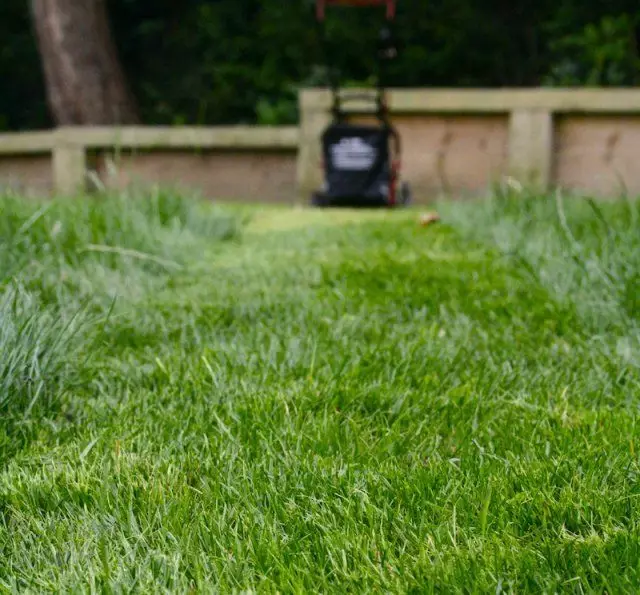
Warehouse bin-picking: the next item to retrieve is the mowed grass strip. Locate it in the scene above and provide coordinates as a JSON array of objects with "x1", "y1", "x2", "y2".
[{"x1": 0, "y1": 188, "x2": 639, "y2": 592}]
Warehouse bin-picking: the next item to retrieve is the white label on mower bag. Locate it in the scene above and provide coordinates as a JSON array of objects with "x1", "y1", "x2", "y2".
[{"x1": 330, "y1": 138, "x2": 377, "y2": 171}]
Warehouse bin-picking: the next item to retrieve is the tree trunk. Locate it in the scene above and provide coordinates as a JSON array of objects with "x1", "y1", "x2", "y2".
[{"x1": 30, "y1": 0, "x2": 139, "y2": 126}]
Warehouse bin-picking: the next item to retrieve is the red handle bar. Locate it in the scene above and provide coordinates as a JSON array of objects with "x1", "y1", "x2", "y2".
[{"x1": 316, "y1": 0, "x2": 396, "y2": 21}]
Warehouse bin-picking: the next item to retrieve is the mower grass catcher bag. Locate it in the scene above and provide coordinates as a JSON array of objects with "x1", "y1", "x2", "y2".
[{"x1": 314, "y1": 122, "x2": 394, "y2": 208}]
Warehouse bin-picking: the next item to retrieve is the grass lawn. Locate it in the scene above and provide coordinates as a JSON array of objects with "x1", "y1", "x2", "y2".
[{"x1": 1, "y1": 187, "x2": 639, "y2": 592}]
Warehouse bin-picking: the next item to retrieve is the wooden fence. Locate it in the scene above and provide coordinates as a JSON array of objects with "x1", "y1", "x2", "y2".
[
  {"x1": 3, "y1": 88, "x2": 640, "y2": 203},
  {"x1": 0, "y1": 126, "x2": 299, "y2": 203}
]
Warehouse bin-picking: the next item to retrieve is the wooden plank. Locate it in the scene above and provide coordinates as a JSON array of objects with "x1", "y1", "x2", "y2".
[
  {"x1": 508, "y1": 109, "x2": 553, "y2": 189},
  {"x1": 53, "y1": 144, "x2": 86, "y2": 196},
  {"x1": 63, "y1": 126, "x2": 300, "y2": 150},
  {"x1": 0, "y1": 126, "x2": 299, "y2": 154},
  {"x1": 0, "y1": 131, "x2": 55, "y2": 154},
  {"x1": 300, "y1": 88, "x2": 640, "y2": 114}
]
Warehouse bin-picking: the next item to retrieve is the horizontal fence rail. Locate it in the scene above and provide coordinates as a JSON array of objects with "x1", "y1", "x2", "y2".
[{"x1": 301, "y1": 88, "x2": 640, "y2": 113}]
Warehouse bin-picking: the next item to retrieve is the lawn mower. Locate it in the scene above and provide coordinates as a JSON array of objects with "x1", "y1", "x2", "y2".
[{"x1": 311, "y1": 0, "x2": 412, "y2": 208}]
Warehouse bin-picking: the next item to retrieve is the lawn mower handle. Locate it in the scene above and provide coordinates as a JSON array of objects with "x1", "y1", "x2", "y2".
[
  {"x1": 331, "y1": 89, "x2": 388, "y2": 117},
  {"x1": 334, "y1": 91, "x2": 383, "y2": 103},
  {"x1": 316, "y1": 0, "x2": 396, "y2": 21}
]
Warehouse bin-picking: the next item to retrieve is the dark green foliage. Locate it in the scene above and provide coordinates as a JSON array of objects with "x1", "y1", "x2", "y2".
[
  {"x1": 0, "y1": 0, "x2": 49, "y2": 130},
  {"x1": 1, "y1": 0, "x2": 640, "y2": 130}
]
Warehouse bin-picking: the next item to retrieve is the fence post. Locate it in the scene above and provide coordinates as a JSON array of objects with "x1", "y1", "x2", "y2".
[
  {"x1": 297, "y1": 89, "x2": 331, "y2": 202},
  {"x1": 53, "y1": 127, "x2": 86, "y2": 196},
  {"x1": 507, "y1": 109, "x2": 554, "y2": 190}
]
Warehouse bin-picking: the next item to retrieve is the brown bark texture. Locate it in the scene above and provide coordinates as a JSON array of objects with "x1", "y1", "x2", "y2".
[{"x1": 30, "y1": 0, "x2": 140, "y2": 125}]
